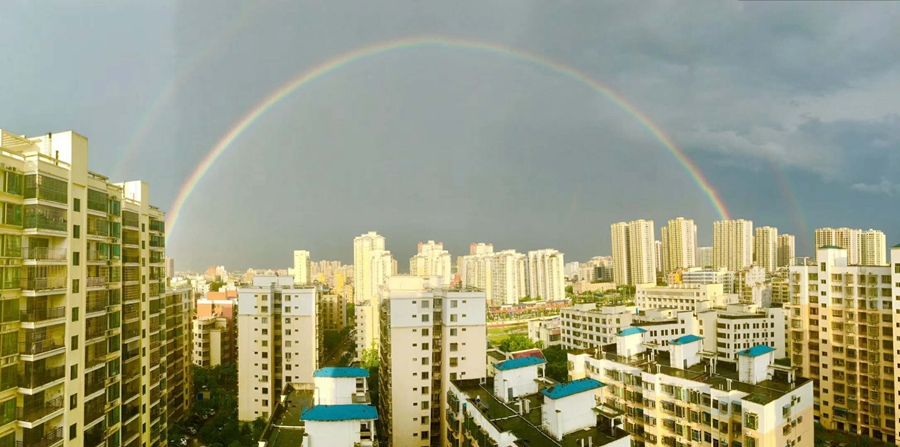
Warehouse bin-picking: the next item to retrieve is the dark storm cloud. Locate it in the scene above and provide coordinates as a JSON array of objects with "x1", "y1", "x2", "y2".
[{"x1": 1, "y1": 1, "x2": 898, "y2": 270}]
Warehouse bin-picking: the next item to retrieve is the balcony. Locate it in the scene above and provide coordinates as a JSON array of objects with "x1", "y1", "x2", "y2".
[
  {"x1": 16, "y1": 426, "x2": 63, "y2": 447},
  {"x1": 20, "y1": 306, "x2": 66, "y2": 324},
  {"x1": 85, "y1": 326, "x2": 106, "y2": 342},
  {"x1": 86, "y1": 250, "x2": 109, "y2": 262},
  {"x1": 21, "y1": 277, "x2": 66, "y2": 292},
  {"x1": 19, "y1": 366, "x2": 65, "y2": 389},
  {"x1": 17, "y1": 397, "x2": 64, "y2": 423},
  {"x1": 19, "y1": 338, "x2": 64, "y2": 356},
  {"x1": 23, "y1": 248, "x2": 67, "y2": 262},
  {"x1": 86, "y1": 277, "x2": 107, "y2": 288},
  {"x1": 84, "y1": 400, "x2": 107, "y2": 425}
]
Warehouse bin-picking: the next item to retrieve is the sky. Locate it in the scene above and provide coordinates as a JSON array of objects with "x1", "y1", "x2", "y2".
[{"x1": 1, "y1": 1, "x2": 899, "y2": 271}]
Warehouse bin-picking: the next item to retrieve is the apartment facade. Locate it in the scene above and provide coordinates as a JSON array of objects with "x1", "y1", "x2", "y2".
[
  {"x1": 784, "y1": 246, "x2": 900, "y2": 443},
  {"x1": 318, "y1": 293, "x2": 346, "y2": 332},
  {"x1": 460, "y1": 244, "x2": 493, "y2": 305},
  {"x1": 525, "y1": 249, "x2": 565, "y2": 301},
  {"x1": 236, "y1": 276, "x2": 318, "y2": 421},
  {"x1": 353, "y1": 232, "x2": 386, "y2": 304},
  {"x1": 777, "y1": 234, "x2": 796, "y2": 268},
  {"x1": 192, "y1": 315, "x2": 230, "y2": 368},
  {"x1": 611, "y1": 220, "x2": 656, "y2": 285},
  {"x1": 755, "y1": 226, "x2": 778, "y2": 273},
  {"x1": 292, "y1": 250, "x2": 310, "y2": 285},
  {"x1": 409, "y1": 241, "x2": 451, "y2": 280},
  {"x1": 698, "y1": 247, "x2": 713, "y2": 268},
  {"x1": 377, "y1": 276, "x2": 486, "y2": 447},
  {"x1": 635, "y1": 283, "x2": 729, "y2": 312},
  {"x1": 814, "y1": 228, "x2": 860, "y2": 264},
  {"x1": 490, "y1": 250, "x2": 526, "y2": 307},
  {"x1": 661, "y1": 217, "x2": 698, "y2": 274},
  {"x1": 560, "y1": 304, "x2": 636, "y2": 350},
  {"x1": 859, "y1": 229, "x2": 887, "y2": 266},
  {"x1": 0, "y1": 129, "x2": 189, "y2": 447},
  {"x1": 713, "y1": 219, "x2": 753, "y2": 272}
]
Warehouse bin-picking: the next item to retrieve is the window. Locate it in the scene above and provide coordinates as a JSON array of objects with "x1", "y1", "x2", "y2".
[
  {"x1": 450, "y1": 343, "x2": 458, "y2": 352},
  {"x1": 70, "y1": 394, "x2": 77, "y2": 409},
  {"x1": 450, "y1": 314, "x2": 458, "y2": 322},
  {"x1": 450, "y1": 328, "x2": 457, "y2": 336},
  {"x1": 71, "y1": 365, "x2": 77, "y2": 380},
  {"x1": 451, "y1": 300, "x2": 458, "y2": 308},
  {"x1": 71, "y1": 335, "x2": 78, "y2": 350},
  {"x1": 421, "y1": 314, "x2": 429, "y2": 323},
  {"x1": 72, "y1": 279, "x2": 79, "y2": 293},
  {"x1": 73, "y1": 198, "x2": 80, "y2": 212},
  {"x1": 70, "y1": 424, "x2": 77, "y2": 440},
  {"x1": 73, "y1": 252, "x2": 79, "y2": 266},
  {"x1": 422, "y1": 343, "x2": 429, "y2": 350},
  {"x1": 72, "y1": 307, "x2": 79, "y2": 321},
  {"x1": 73, "y1": 225, "x2": 80, "y2": 239},
  {"x1": 421, "y1": 328, "x2": 429, "y2": 336},
  {"x1": 420, "y1": 431, "x2": 428, "y2": 440}
]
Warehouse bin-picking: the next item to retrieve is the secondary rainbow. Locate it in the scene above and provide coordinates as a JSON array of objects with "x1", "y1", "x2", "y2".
[{"x1": 165, "y1": 36, "x2": 730, "y2": 233}]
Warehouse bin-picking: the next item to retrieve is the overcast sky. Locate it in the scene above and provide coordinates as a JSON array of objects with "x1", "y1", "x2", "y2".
[{"x1": 2, "y1": 1, "x2": 898, "y2": 271}]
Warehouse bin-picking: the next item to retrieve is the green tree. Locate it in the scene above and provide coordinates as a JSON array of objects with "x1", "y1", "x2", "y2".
[
  {"x1": 565, "y1": 286, "x2": 574, "y2": 294},
  {"x1": 499, "y1": 334, "x2": 537, "y2": 352},
  {"x1": 542, "y1": 346, "x2": 570, "y2": 382},
  {"x1": 209, "y1": 281, "x2": 226, "y2": 292},
  {"x1": 361, "y1": 341, "x2": 380, "y2": 368}
]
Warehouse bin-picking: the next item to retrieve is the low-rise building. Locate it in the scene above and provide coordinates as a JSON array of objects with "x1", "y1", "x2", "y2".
[
  {"x1": 527, "y1": 316, "x2": 562, "y2": 348},
  {"x1": 697, "y1": 304, "x2": 786, "y2": 361},
  {"x1": 318, "y1": 293, "x2": 346, "y2": 332},
  {"x1": 560, "y1": 304, "x2": 637, "y2": 350},
  {"x1": 636, "y1": 283, "x2": 731, "y2": 312}
]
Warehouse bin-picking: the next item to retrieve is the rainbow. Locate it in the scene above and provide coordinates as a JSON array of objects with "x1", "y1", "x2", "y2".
[{"x1": 165, "y1": 36, "x2": 730, "y2": 233}]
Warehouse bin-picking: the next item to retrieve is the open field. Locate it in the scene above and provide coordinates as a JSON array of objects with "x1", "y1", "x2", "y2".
[{"x1": 487, "y1": 322, "x2": 527, "y2": 345}]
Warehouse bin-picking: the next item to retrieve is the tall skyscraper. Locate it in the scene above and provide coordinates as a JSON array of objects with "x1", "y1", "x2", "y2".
[
  {"x1": 654, "y1": 240, "x2": 664, "y2": 273},
  {"x1": 610, "y1": 222, "x2": 630, "y2": 285},
  {"x1": 409, "y1": 240, "x2": 452, "y2": 280},
  {"x1": 377, "y1": 276, "x2": 486, "y2": 447},
  {"x1": 713, "y1": 219, "x2": 754, "y2": 271},
  {"x1": 777, "y1": 234, "x2": 795, "y2": 267},
  {"x1": 754, "y1": 226, "x2": 778, "y2": 273},
  {"x1": 698, "y1": 246, "x2": 713, "y2": 268},
  {"x1": 237, "y1": 276, "x2": 318, "y2": 421},
  {"x1": 662, "y1": 217, "x2": 697, "y2": 273},
  {"x1": 293, "y1": 249, "x2": 311, "y2": 284},
  {"x1": 526, "y1": 249, "x2": 566, "y2": 301},
  {"x1": 610, "y1": 220, "x2": 657, "y2": 285},
  {"x1": 165, "y1": 256, "x2": 175, "y2": 278},
  {"x1": 814, "y1": 227, "x2": 860, "y2": 264},
  {"x1": 353, "y1": 231, "x2": 386, "y2": 304},
  {"x1": 460, "y1": 243, "x2": 494, "y2": 304},
  {"x1": 491, "y1": 250, "x2": 527, "y2": 306},
  {"x1": 859, "y1": 229, "x2": 887, "y2": 266},
  {"x1": 0, "y1": 129, "x2": 190, "y2": 447}
]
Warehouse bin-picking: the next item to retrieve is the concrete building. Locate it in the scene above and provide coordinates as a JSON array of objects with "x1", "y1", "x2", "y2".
[
  {"x1": 192, "y1": 315, "x2": 231, "y2": 367},
  {"x1": 814, "y1": 227, "x2": 860, "y2": 264},
  {"x1": 568, "y1": 333, "x2": 814, "y2": 447},
  {"x1": 697, "y1": 304, "x2": 786, "y2": 360},
  {"x1": 755, "y1": 226, "x2": 778, "y2": 273},
  {"x1": 733, "y1": 265, "x2": 769, "y2": 306},
  {"x1": 196, "y1": 290, "x2": 237, "y2": 366},
  {"x1": 698, "y1": 246, "x2": 713, "y2": 268},
  {"x1": 237, "y1": 276, "x2": 318, "y2": 421},
  {"x1": 564, "y1": 261, "x2": 580, "y2": 280},
  {"x1": 166, "y1": 287, "x2": 195, "y2": 427},
  {"x1": 655, "y1": 240, "x2": 664, "y2": 273},
  {"x1": 377, "y1": 276, "x2": 486, "y2": 447},
  {"x1": 713, "y1": 219, "x2": 754, "y2": 271},
  {"x1": 526, "y1": 316, "x2": 562, "y2": 348},
  {"x1": 610, "y1": 220, "x2": 657, "y2": 286},
  {"x1": 409, "y1": 240, "x2": 452, "y2": 280},
  {"x1": 318, "y1": 293, "x2": 346, "y2": 332},
  {"x1": 490, "y1": 250, "x2": 527, "y2": 306},
  {"x1": 784, "y1": 245, "x2": 900, "y2": 443},
  {"x1": 353, "y1": 231, "x2": 386, "y2": 304},
  {"x1": 636, "y1": 283, "x2": 730, "y2": 312},
  {"x1": 165, "y1": 256, "x2": 175, "y2": 278},
  {"x1": 460, "y1": 243, "x2": 494, "y2": 305},
  {"x1": 678, "y1": 268, "x2": 735, "y2": 294},
  {"x1": 0, "y1": 129, "x2": 192, "y2": 447},
  {"x1": 661, "y1": 217, "x2": 698, "y2": 274},
  {"x1": 859, "y1": 229, "x2": 887, "y2": 266},
  {"x1": 293, "y1": 250, "x2": 311, "y2": 285},
  {"x1": 526, "y1": 249, "x2": 566, "y2": 301},
  {"x1": 447, "y1": 358, "x2": 631, "y2": 447},
  {"x1": 355, "y1": 247, "x2": 393, "y2": 360},
  {"x1": 777, "y1": 234, "x2": 796, "y2": 268},
  {"x1": 560, "y1": 304, "x2": 637, "y2": 350}
]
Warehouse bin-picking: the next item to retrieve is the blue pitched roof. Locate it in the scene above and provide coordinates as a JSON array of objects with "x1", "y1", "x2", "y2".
[
  {"x1": 494, "y1": 356, "x2": 547, "y2": 371},
  {"x1": 313, "y1": 367, "x2": 369, "y2": 378},
  {"x1": 670, "y1": 335, "x2": 702, "y2": 346},
  {"x1": 300, "y1": 405, "x2": 378, "y2": 421},
  {"x1": 617, "y1": 327, "x2": 647, "y2": 336},
  {"x1": 541, "y1": 378, "x2": 604, "y2": 400},
  {"x1": 737, "y1": 345, "x2": 776, "y2": 358}
]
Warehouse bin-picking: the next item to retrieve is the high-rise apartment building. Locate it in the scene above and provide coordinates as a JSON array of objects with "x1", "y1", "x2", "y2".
[
  {"x1": 192, "y1": 315, "x2": 231, "y2": 368},
  {"x1": 713, "y1": 219, "x2": 754, "y2": 271},
  {"x1": 377, "y1": 276, "x2": 486, "y2": 447},
  {"x1": 237, "y1": 276, "x2": 318, "y2": 421},
  {"x1": 754, "y1": 226, "x2": 778, "y2": 273},
  {"x1": 318, "y1": 293, "x2": 346, "y2": 332},
  {"x1": 293, "y1": 250, "x2": 311, "y2": 285},
  {"x1": 610, "y1": 220, "x2": 656, "y2": 285},
  {"x1": 777, "y1": 234, "x2": 796, "y2": 268},
  {"x1": 409, "y1": 241, "x2": 452, "y2": 280},
  {"x1": 165, "y1": 287, "x2": 194, "y2": 426},
  {"x1": 526, "y1": 249, "x2": 566, "y2": 301},
  {"x1": 353, "y1": 232, "x2": 386, "y2": 304},
  {"x1": 814, "y1": 228, "x2": 860, "y2": 264},
  {"x1": 655, "y1": 240, "x2": 664, "y2": 273},
  {"x1": 460, "y1": 243, "x2": 494, "y2": 304},
  {"x1": 353, "y1": 233, "x2": 392, "y2": 360},
  {"x1": 0, "y1": 129, "x2": 189, "y2": 447},
  {"x1": 859, "y1": 229, "x2": 887, "y2": 266},
  {"x1": 165, "y1": 256, "x2": 175, "y2": 278},
  {"x1": 490, "y1": 250, "x2": 527, "y2": 306},
  {"x1": 661, "y1": 217, "x2": 697, "y2": 274},
  {"x1": 698, "y1": 246, "x2": 713, "y2": 268},
  {"x1": 785, "y1": 245, "x2": 900, "y2": 444}
]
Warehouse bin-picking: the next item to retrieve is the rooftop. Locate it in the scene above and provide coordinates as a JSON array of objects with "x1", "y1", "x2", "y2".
[
  {"x1": 510, "y1": 349, "x2": 546, "y2": 360},
  {"x1": 300, "y1": 405, "x2": 377, "y2": 422},
  {"x1": 737, "y1": 345, "x2": 775, "y2": 358},
  {"x1": 495, "y1": 356, "x2": 547, "y2": 371},
  {"x1": 541, "y1": 378, "x2": 604, "y2": 400},
  {"x1": 452, "y1": 378, "x2": 626, "y2": 447},
  {"x1": 670, "y1": 334, "x2": 702, "y2": 345},
  {"x1": 617, "y1": 327, "x2": 646, "y2": 336},
  {"x1": 261, "y1": 386, "x2": 315, "y2": 447},
  {"x1": 313, "y1": 367, "x2": 369, "y2": 378}
]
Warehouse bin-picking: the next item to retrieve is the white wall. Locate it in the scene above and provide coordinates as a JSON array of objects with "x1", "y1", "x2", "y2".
[
  {"x1": 305, "y1": 420, "x2": 365, "y2": 446},
  {"x1": 542, "y1": 390, "x2": 596, "y2": 440},
  {"x1": 315, "y1": 376, "x2": 359, "y2": 405},
  {"x1": 494, "y1": 365, "x2": 540, "y2": 402}
]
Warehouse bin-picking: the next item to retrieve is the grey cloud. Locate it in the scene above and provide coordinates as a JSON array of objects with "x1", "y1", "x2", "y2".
[{"x1": 851, "y1": 179, "x2": 900, "y2": 197}]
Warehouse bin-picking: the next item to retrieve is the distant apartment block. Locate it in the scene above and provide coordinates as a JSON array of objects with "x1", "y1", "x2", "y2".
[
  {"x1": 293, "y1": 250, "x2": 311, "y2": 285},
  {"x1": 526, "y1": 316, "x2": 562, "y2": 348},
  {"x1": 661, "y1": 217, "x2": 698, "y2": 274},
  {"x1": 318, "y1": 293, "x2": 346, "y2": 332},
  {"x1": 713, "y1": 219, "x2": 753, "y2": 272},
  {"x1": 755, "y1": 226, "x2": 778, "y2": 273},
  {"x1": 777, "y1": 234, "x2": 796, "y2": 268},
  {"x1": 526, "y1": 249, "x2": 566, "y2": 301},
  {"x1": 560, "y1": 304, "x2": 637, "y2": 349},
  {"x1": 490, "y1": 250, "x2": 527, "y2": 306},
  {"x1": 698, "y1": 246, "x2": 713, "y2": 268},
  {"x1": 611, "y1": 220, "x2": 656, "y2": 285},
  {"x1": 635, "y1": 283, "x2": 730, "y2": 312},
  {"x1": 410, "y1": 240, "x2": 452, "y2": 279}
]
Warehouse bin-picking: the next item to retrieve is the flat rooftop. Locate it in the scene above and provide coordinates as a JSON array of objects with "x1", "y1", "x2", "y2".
[
  {"x1": 261, "y1": 387, "x2": 315, "y2": 447},
  {"x1": 453, "y1": 378, "x2": 627, "y2": 447}
]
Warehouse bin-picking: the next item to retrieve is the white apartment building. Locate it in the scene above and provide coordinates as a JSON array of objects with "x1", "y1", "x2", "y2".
[
  {"x1": 192, "y1": 315, "x2": 230, "y2": 368},
  {"x1": 292, "y1": 249, "x2": 310, "y2": 284},
  {"x1": 814, "y1": 227, "x2": 859, "y2": 264},
  {"x1": 679, "y1": 268, "x2": 735, "y2": 294},
  {"x1": 698, "y1": 246, "x2": 713, "y2": 268},
  {"x1": 661, "y1": 217, "x2": 698, "y2": 274},
  {"x1": 356, "y1": 248, "x2": 392, "y2": 360},
  {"x1": 636, "y1": 283, "x2": 730, "y2": 312},
  {"x1": 377, "y1": 276, "x2": 486, "y2": 447},
  {"x1": 777, "y1": 234, "x2": 796, "y2": 268},
  {"x1": 755, "y1": 226, "x2": 778, "y2": 273},
  {"x1": 734, "y1": 265, "x2": 769, "y2": 306},
  {"x1": 785, "y1": 245, "x2": 900, "y2": 443},
  {"x1": 410, "y1": 240, "x2": 452, "y2": 279},
  {"x1": 611, "y1": 222, "x2": 630, "y2": 285},
  {"x1": 713, "y1": 219, "x2": 753, "y2": 272},
  {"x1": 560, "y1": 304, "x2": 637, "y2": 349},
  {"x1": 354, "y1": 231, "x2": 386, "y2": 304},
  {"x1": 565, "y1": 261, "x2": 580, "y2": 279},
  {"x1": 491, "y1": 250, "x2": 527, "y2": 306},
  {"x1": 655, "y1": 240, "x2": 664, "y2": 273},
  {"x1": 611, "y1": 220, "x2": 657, "y2": 285},
  {"x1": 526, "y1": 249, "x2": 566, "y2": 301},
  {"x1": 859, "y1": 229, "x2": 887, "y2": 266},
  {"x1": 569, "y1": 331, "x2": 814, "y2": 447},
  {"x1": 237, "y1": 276, "x2": 318, "y2": 421},
  {"x1": 698, "y1": 304, "x2": 786, "y2": 360},
  {"x1": 460, "y1": 244, "x2": 494, "y2": 304},
  {"x1": 527, "y1": 316, "x2": 562, "y2": 348}
]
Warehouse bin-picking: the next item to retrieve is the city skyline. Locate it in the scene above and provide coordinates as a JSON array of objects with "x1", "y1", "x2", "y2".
[{"x1": 3, "y1": 2, "x2": 899, "y2": 270}]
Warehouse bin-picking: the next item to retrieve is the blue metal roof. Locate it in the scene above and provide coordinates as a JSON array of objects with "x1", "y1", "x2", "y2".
[
  {"x1": 313, "y1": 367, "x2": 369, "y2": 378},
  {"x1": 494, "y1": 356, "x2": 547, "y2": 371},
  {"x1": 541, "y1": 378, "x2": 604, "y2": 400},
  {"x1": 670, "y1": 335, "x2": 702, "y2": 346},
  {"x1": 617, "y1": 327, "x2": 647, "y2": 336},
  {"x1": 737, "y1": 345, "x2": 776, "y2": 358},
  {"x1": 300, "y1": 405, "x2": 378, "y2": 421}
]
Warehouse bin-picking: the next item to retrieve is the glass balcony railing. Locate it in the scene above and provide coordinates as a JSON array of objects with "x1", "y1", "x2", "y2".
[
  {"x1": 23, "y1": 247, "x2": 67, "y2": 261},
  {"x1": 20, "y1": 306, "x2": 66, "y2": 323},
  {"x1": 16, "y1": 396, "x2": 64, "y2": 423},
  {"x1": 19, "y1": 366, "x2": 65, "y2": 389},
  {"x1": 16, "y1": 427, "x2": 63, "y2": 447}
]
